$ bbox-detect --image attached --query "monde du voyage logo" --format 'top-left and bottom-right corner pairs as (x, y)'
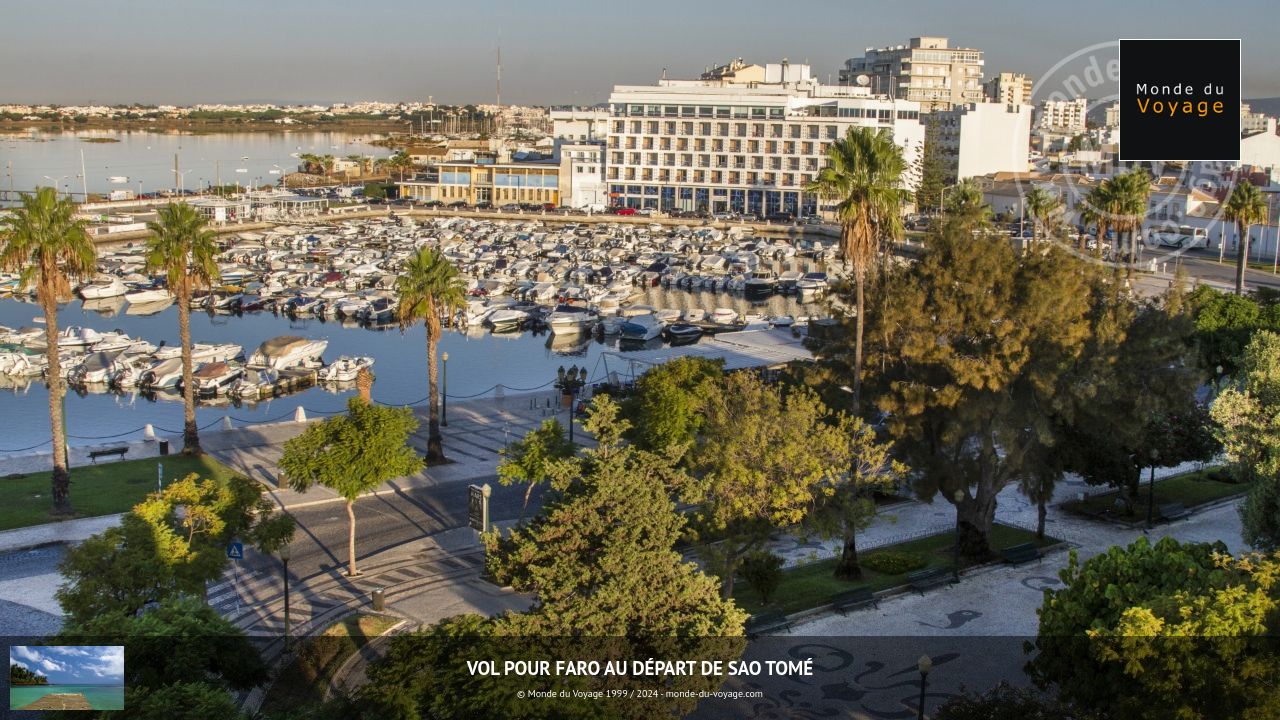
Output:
(1119, 39), (1241, 162)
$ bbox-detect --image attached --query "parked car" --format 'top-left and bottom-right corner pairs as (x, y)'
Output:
(765, 212), (795, 223)
(499, 203), (521, 212)
(475, 202), (493, 210)
(445, 200), (467, 208)
(611, 207), (637, 216)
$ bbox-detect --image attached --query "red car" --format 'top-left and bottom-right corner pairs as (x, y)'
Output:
(612, 207), (637, 216)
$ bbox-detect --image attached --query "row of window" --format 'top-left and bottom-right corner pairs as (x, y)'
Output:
(609, 118), (911, 139)
(611, 138), (834, 156)
(610, 152), (821, 171)
(613, 104), (787, 119)
(606, 167), (815, 188)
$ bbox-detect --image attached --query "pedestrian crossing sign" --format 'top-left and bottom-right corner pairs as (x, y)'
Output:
(227, 542), (244, 560)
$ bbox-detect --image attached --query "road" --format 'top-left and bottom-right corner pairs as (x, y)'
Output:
(1144, 245), (1280, 290)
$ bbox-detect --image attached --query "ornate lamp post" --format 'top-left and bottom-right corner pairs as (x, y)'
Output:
(916, 654), (932, 720)
(555, 365), (588, 443)
(441, 351), (449, 427)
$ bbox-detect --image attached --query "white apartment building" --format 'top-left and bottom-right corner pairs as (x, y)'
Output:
(1037, 98), (1087, 133)
(983, 72), (1033, 106)
(931, 102), (1033, 181)
(1104, 102), (1120, 128)
(1241, 103), (1271, 136)
(841, 37), (985, 112)
(550, 109), (610, 144)
(558, 142), (608, 209)
(606, 61), (925, 216)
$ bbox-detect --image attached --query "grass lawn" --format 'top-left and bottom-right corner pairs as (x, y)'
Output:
(261, 613), (401, 714)
(0, 454), (238, 532)
(1060, 467), (1248, 520)
(733, 523), (1057, 617)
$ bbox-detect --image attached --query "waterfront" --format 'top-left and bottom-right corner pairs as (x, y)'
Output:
(0, 288), (812, 453)
(10, 685), (124, 711)
(0, 129), (392, 201)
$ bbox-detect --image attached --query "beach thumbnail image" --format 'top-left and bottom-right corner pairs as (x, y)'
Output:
(9, 646), (124, 711)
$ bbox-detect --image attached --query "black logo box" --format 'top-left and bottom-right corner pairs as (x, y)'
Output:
(1119, 39), (1241, 162)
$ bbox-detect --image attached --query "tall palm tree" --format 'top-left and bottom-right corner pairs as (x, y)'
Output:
(1081, 182), (1114, 257)
(805, 127), (908, 413)
(0, 187), (96, 515)
(1024, 186), (1062, 244)
(943, 178), (993, 229)
(397, 247), (467, 461)
(145, 203), (221, 454)
(1112, 169), (1151, 264)
(1224, 180), (1268, 296)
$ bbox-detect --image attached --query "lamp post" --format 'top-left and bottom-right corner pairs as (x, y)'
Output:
(279, 542), (292, 650)
(42, 175), (69, 199)
(554, 365), (588, 443)
(916, 654), (932, 720)
(1146, 448), (1159, 529)
(441, 352), (449, 427)
(952, 489), (965, 582)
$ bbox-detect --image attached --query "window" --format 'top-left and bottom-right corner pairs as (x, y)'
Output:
(699, 122), (711, 135)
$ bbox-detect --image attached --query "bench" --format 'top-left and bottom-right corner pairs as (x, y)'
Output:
(88, 446), (129, 464)
(831, 586), (879, 615)
(908, 567), (953, 594)
(745, 610), (791, 638)
(1001, 542), (1042, 566)
(1159, 503), (1192, 522)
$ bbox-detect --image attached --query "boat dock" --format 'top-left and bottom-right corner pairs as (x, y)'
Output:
(235, 367), (318, 401)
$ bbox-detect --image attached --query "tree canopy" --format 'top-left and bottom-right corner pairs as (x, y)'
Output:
(1212, 330), (1280, 548)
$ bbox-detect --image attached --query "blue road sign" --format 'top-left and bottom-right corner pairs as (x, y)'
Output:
(227, 542), (244, 560)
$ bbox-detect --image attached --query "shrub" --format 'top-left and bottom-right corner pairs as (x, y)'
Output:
(739, 551), (785, 605)
(861, 550), (927, 575)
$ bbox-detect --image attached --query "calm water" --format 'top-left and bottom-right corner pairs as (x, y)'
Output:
(0, 129), (392, 199)
(10, 685), (124, 710)
(0, 289), (812, 453)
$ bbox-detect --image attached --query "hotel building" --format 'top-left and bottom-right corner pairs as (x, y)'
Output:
(606, 59), (924, 216)
(840, 37), (985, 112)
(983, 72), (1033, 106)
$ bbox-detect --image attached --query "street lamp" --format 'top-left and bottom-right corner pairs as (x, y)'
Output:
(554, 365), (589, 444)
(42, 175), (69, 199)
(916, 654), (932, 720)
(1146, 448), (1160, 529)
(952, 489), (965, 582)
(279, 542), (292, 650)
(441, 352), (449, 427)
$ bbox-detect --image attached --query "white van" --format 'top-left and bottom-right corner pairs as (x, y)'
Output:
(1149, 225), (1208, 249)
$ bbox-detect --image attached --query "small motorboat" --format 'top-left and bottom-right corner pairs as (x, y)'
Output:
(79, 275), (127, 299)
(188, 361), (244, 397)
(125, 298), (174, 316)
(546, 304), (598, 335)
(620, 313), (665, 342)
(0, 351), (44, 377)
(485, 308), (530, 333)
(710, 308), (739, 325)
(68, 350), (124, 385)
(228, 367), (280, 399)
(320, 356), (375, 383)
(153, 342), (242, 363)
(125, 287), (173, 305)
(248, 336), (328, 370)
(664, 323), (704, 344)
(140, 358), (185, 390)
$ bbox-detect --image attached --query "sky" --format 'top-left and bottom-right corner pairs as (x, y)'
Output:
(10, 646), (125, 685)
(2, 0), (1278, 105)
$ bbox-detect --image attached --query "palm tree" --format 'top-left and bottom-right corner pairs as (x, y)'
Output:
(805, 127), (908, 413)
(0, 187), (97, 516)
(943, 178), (992, 228)
(1111, 169), (1151, 264)
(1224, 180), (1268, 295)
(1081, 182), (1114, 257)
(1024, 186), (1062, 244)
(145, 203), (221, 454)
(397, 247), (467, 461)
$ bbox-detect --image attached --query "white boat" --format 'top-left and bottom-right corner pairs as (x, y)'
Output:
(79, 276), (127, 299)
(248, 336), (328, 369)
(229, 367), (280, 399)
(710, 308), (739, 325)
(796, 272), (829, 299)
(597, 315), (624, 336)
(108, 176), (129, 184)
(485, 308), (530, 333)
(141, 358), (185, 389)
(56, 326), (109, 348)
(654, 308), (682, 323)
(320, 356), (374, 383)
(682, 308), (707, 323)
(664, 323), (704, 343)
(110, 357), (150, 388)
(125, 298), (174, 316)
(189, 361), (244, 396)
(620, 313), (665, 342)
(125, 288), (173, 304)
(0, 352), (44, 377)
(68, 351), (123, 385)
(153, 343), (242, 363)
(546, 305), (598, 335)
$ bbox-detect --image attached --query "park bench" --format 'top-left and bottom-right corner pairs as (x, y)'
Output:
(1159, 503), (1192, 522)
(831, 586), (879, 615)
(1001, 542), (1042, 566)
(745, 610), (791, 639)
(907, 567), (953, 594)
(88, 446), (129, 464)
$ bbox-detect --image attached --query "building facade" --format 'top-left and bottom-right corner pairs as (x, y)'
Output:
(983, 72), (1033, 106)
(550, 109), (610, 144)
(606, 61), (924, 216)
(931, 102), (1032, 181)
(1036, 98), (1087, 133)
(840, 37), (985, 112)
(558, 142), (608, 209)
(398, 160), (560, 206)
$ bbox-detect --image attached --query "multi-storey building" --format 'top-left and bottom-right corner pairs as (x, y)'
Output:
(398, 160), (560, 206)
(558, 142), (608, 209)
(930, 102), (1032, 181)
(550, 109), (610, 144)
(1036, 98), (1087, 133)
(983, 72), (1033, 106)
(840, 37), (985, 112)
(606, 60), (924, 217)
(1104, 102), (1120, 128)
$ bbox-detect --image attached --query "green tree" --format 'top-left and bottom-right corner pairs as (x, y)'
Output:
(397, 247), (467, 461)
(686, 372), (853, 595)
(279, 396), (423, 576)
(1080, 182), (1114, 256)
(145, 203), (221, 454)
(496, 418), (574, 518)
(1187, 284), (1268, 376)
(739, 550), (785, 605)
(943, 178), (991, 227)
(934, 683), (1095, 720)
(915, 121), (947, 212)
(1224, 180), (1268, 296)
(1212, 330), (1280, 548)
(0, 187), (97, 515)
(1024, 186), (1063, 244)
(805, 126), (909, 413)
(1111, 169), (1152, 264)
(56, 474), (293, 622)
(619, 356), (724, 459)
(1028, 537), (1280, 720)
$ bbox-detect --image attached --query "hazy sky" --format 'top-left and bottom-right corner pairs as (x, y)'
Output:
(4, 0), (1278, 105)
